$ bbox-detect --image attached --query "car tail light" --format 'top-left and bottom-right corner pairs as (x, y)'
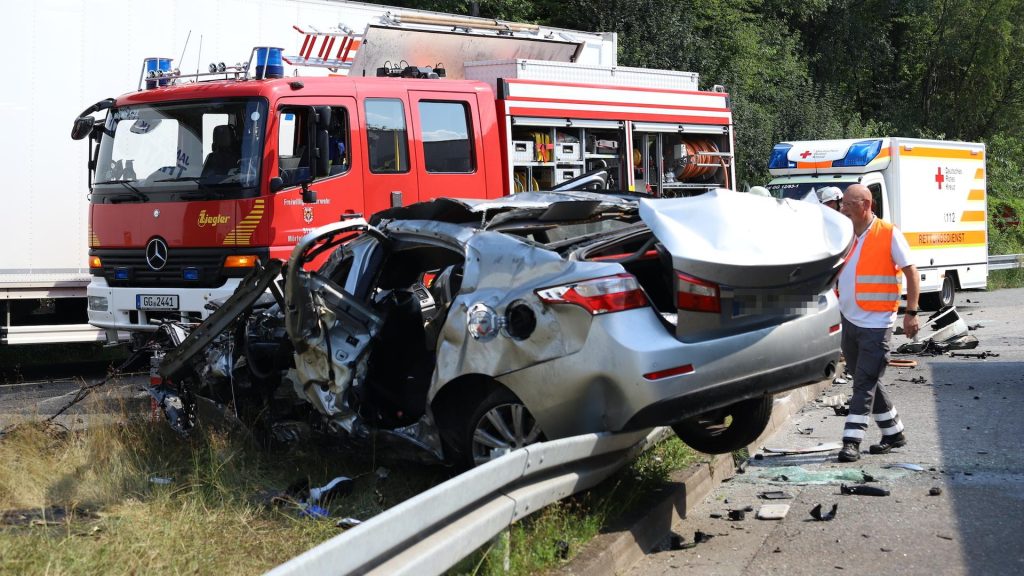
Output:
(536, 273), (648, 315)
(829, 323), (841, 334)
(676, 272), (721, 313)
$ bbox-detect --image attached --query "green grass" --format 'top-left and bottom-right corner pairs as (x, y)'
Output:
(987, 266), (1024, 290)
(0, 389), (700, 576)
(0, 394), (450, 576)
(450, 436), (702, 576)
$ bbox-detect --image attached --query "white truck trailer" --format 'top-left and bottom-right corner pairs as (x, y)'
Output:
(1, 0), (617, 345)
(767, 137), (988, 310)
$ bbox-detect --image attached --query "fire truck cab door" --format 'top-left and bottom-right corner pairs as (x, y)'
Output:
(408, 90), (487, 203)
(360, 96), (419, 217)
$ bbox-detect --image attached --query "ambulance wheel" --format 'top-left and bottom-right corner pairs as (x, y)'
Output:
(672, 395), (773, 454)
(920, 276), (955, 311)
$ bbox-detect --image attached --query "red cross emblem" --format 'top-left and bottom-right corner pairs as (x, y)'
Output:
(935, 167), (944, 189)
(800, 150), (812, 159)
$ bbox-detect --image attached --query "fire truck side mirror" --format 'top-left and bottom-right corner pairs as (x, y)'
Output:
(71, 117), (94, 141)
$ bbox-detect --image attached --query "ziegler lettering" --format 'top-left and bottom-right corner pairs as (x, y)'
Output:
(197, 210), (230, 227)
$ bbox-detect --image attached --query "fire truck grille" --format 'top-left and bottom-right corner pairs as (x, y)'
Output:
(91, 248), (266, 288)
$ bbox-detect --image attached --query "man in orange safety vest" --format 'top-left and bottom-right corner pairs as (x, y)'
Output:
(836, 184), (920, 463)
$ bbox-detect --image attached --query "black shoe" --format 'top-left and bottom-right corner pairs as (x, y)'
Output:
(869, 432), (907, 454)
(838, 441), (861, 462)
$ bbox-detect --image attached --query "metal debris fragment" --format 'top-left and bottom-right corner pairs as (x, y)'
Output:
(883, 463), (924, 471)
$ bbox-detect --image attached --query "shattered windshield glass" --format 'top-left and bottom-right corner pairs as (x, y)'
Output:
(93, 98), (267, 201)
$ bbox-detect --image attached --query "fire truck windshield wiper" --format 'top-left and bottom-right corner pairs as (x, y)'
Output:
(112, 180), (148, 202)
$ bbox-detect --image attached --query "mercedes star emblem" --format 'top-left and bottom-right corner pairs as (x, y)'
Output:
(146, 238), (169, 271)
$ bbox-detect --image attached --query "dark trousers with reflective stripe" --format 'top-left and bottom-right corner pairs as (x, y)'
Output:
(840, 316), (905, 443)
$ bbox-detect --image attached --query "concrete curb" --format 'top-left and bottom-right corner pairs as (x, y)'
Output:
(560, 378), (833, 576)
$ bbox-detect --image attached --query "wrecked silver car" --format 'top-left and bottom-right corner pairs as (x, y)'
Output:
(158, 189), (853, 466)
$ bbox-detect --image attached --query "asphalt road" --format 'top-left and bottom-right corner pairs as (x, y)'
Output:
(631, 287), (1024, 576)
(0, 365), (149, 429)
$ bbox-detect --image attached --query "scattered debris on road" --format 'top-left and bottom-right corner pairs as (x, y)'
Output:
(759, 491), (793, 500)
(949, 351), (1000, 359)
(929, 487), (943, 496)
(810, 503), (838, 521)
(336, 517), (363, 529)
(840, 484), (890, 496)
(667, 530), (714, 550)
(756, 504), (790, 520)
(762, 442), (843, 455)
(883, 463), (924, 471)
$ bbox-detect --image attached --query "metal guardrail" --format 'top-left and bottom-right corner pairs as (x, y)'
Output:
(989, 253), (1024, 271)
(266, 427), (670, 576)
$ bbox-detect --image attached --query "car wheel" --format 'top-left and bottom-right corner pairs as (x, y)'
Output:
(463, 387), (544, 468)
(672, 395), (773, 454)
(920, 275), (955, 311)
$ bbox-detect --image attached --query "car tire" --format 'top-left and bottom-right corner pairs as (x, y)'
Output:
(461, 387), (544, 468)
(920, 275), (955, 311)
(672, 395), (773, 454)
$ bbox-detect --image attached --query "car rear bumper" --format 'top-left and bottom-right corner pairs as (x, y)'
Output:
(499, 293), (841, 439)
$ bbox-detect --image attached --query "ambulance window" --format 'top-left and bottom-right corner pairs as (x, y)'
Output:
(418, 101), (474, 173)
(366, 99), (410, 173)
(868, 183), (884, 218)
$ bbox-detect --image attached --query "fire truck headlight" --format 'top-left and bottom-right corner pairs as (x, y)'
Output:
(88, 296), (109, 312)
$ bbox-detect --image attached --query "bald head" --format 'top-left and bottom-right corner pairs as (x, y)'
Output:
(840, 184), (874, 231)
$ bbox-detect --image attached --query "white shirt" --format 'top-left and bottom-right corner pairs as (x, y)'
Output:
(838, 217), (913, 328)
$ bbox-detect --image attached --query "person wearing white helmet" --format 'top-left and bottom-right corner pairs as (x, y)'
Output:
(818, 186), (843, 210)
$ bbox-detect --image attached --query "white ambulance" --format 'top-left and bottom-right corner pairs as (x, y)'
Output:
(767, 137), (987, 310)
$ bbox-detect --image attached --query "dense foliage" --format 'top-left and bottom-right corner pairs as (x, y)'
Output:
(388, 0), (1023, 249)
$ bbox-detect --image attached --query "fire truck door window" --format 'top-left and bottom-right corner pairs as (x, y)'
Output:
(278, 109), (310, 187)
(278, 107), (351, 188)
(417, 101), (474, 173)
(365, 99), (410, 173)
(327, 107), (351, 176)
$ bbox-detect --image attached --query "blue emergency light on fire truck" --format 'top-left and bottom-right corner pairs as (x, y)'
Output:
(138, 46), (287, 91)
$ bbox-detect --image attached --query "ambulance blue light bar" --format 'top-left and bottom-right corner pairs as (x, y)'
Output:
(832, 140), (883, 167)
(768, 143), (796, 169)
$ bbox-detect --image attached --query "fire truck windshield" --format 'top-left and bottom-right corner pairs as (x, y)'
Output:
(93, 98), (267, 202)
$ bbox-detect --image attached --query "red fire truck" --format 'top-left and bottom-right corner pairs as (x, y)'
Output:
(73, 6), (735, 340)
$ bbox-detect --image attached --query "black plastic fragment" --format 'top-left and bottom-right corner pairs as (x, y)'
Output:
(840, 484), (890, 496)
(810, 503), (838, 521)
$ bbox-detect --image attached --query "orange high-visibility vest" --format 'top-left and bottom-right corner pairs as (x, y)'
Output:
(854, 218), (901, 312)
